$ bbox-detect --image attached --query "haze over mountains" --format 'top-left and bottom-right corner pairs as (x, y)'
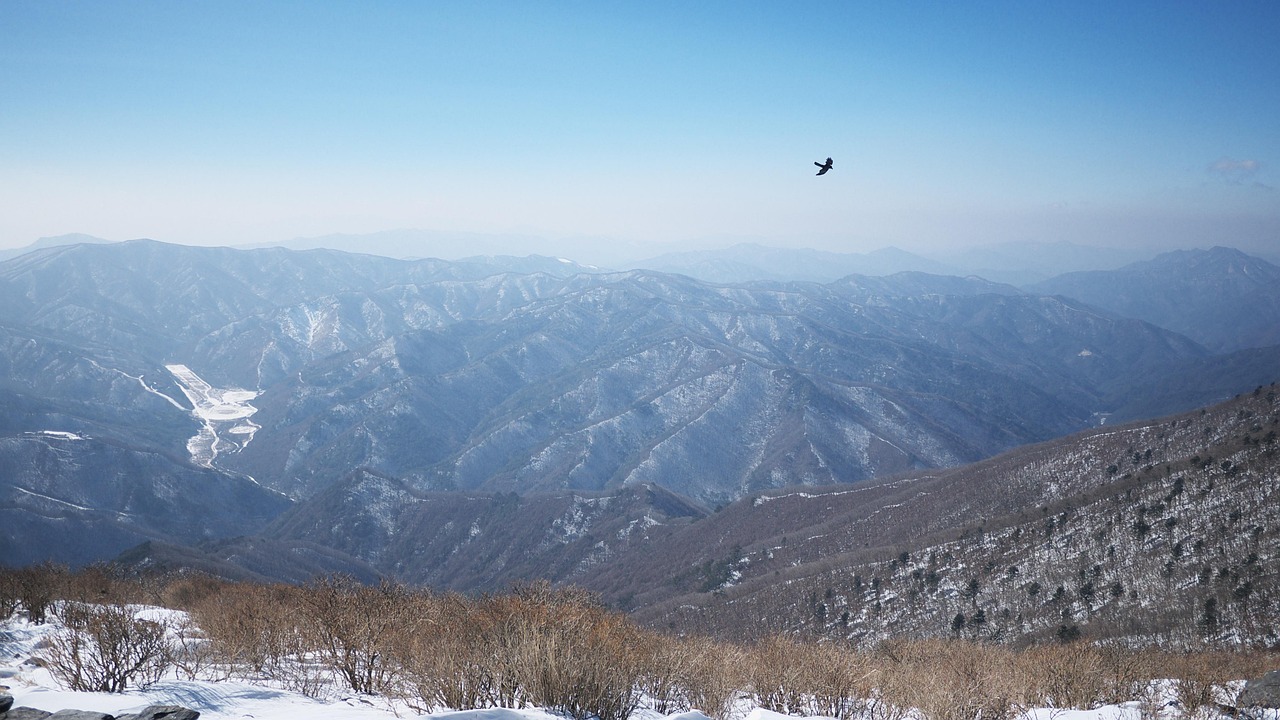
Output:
(1030, 246), (1280, 353)
(2, 232), (1207, 283)
(1, 237), (1278, 644)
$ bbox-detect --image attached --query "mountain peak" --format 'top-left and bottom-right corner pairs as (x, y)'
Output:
(1031, 247), (1280, 352)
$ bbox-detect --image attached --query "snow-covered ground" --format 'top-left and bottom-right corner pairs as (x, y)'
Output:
(4, 608), (1263, 720)
(2, 611), (398, 720)
(165, 364), (260, 467)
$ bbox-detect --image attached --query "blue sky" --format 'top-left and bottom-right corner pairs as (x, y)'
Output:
(1, 1), (1278, 259)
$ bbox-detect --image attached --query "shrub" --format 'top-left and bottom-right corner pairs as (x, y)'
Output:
(495, 584), (649, 720)
(1023, 642), (1109, 709)
(749, 635), (808, 716)
(641, 634), (746, 719)
(18, 569), (1276, 720)
(872, 640), (1030, 720)
(44, 602), (173, 693)
(0, 566), (19, 619)
(301, 575), (407, 695)
(1096, 646), (1147, 705)
(1164, 651), (1248, 718)
(12, 562), (67, 623)
(64, 563), (138, 605)
(169, 611), (228, 682)
(663, 636), (745, 720)
(748, 635), (875, 720)
(388, 592), (495, 712)
(186, 581), (325, 695)
(389, 583), (653, 720)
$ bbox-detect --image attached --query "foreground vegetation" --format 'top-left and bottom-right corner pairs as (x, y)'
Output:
(3, 564), (1277, 720)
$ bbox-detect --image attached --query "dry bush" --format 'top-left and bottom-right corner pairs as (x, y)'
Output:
(389, 583), (653, 720)
(169, 611), (229, 682)
(44, 602), (173, 693)
(185, 581), (281, 673)
(1020, 642), (1110, 709)
(639, 633), (691, 715)
(1132, 677), (1167, 720)
(492, 584), (649, 720)
(523, 605), (649, 720)
(0, 566), (20, 619)
(686, 640), (748, 720)
(63, 563), (143, 605)
(749, 635), (809, 715)
(301, 575), (408, 695)
(1095, 645), (1149, 705)
(155, 573), (231, 612)
(1161, 651), (1244, 717)
(186, 580), (326, 694)
(750, 635), (876, 720)
(10, 561), (67, 623)
(806, 642), (877, 720)
(473, 592), (529, 708)
(388, 591), (498, 712)
(872, 639), (1030, 720)
(25, 569), (1273, 720)
(1176, 649), (1280, 687)
(643, 634), (746, 720)
(4, 563), (149, 623)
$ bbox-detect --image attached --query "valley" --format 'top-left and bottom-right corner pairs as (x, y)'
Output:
(1, 239), (1277, 648)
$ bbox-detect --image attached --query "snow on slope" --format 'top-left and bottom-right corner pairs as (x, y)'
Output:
(165, 364), (260, 467)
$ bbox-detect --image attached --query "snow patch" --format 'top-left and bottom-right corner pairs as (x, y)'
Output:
(166, 364), (261, 467)
(23, 431), (86, 441)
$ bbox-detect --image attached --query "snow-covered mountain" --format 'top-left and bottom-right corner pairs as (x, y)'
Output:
(621, 243), (956, 283)
(121, 386), (1278, 648)
(1028, 246), (1280, 353)
(625, 387), (1280, 647)
(0, 239), (1270, 573)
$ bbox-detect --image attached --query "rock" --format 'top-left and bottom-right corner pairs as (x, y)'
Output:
(0, 704), (201, 720)
(115, 706), (200, 720)
(1239, 669), (1280, 709)
(3, 708), (53, 720)
(1, 691), (14, 714)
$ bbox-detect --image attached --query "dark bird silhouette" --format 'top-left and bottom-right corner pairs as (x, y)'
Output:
(814, 157), (833, 175)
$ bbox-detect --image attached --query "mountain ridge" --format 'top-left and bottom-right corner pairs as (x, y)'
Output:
(624, 385), (1279, 647)
(1028, 246), (1280, 353)
(0, 240), (1271, 578)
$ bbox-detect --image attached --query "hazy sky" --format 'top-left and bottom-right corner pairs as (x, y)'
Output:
(2, 1), (1278, 259)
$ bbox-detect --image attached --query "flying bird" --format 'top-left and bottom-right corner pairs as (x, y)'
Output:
(814, 157), (833, 175)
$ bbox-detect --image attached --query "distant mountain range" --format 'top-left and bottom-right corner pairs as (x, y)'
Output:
(0, 233), (115, 262)
(621, 240), (1159, 285)
(1029, 246), (1280, 352)
(937, 240), (1155, 285)
(619, 244), (956, 283)
(0, 232), (1233, 285)
(1, 238), (1278, 630)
